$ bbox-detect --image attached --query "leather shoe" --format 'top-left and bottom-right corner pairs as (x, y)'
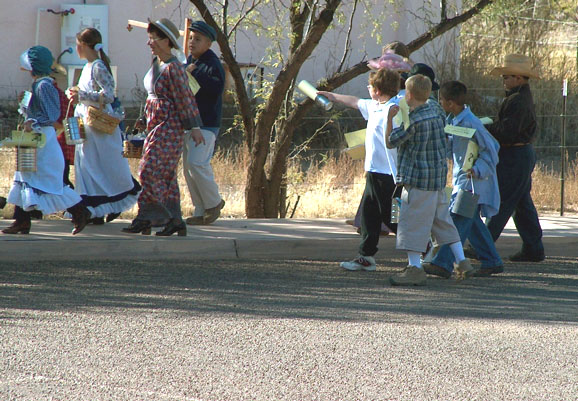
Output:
(423, 263), (452, 279)
(122, 219), (152, 235)
(156, 218), (187, 236)
(2, 220), (31, 234)
(471, 265), (504, 277)
(509, 251), (545, 262)
(185, 216), (205, 225)
(203, 199), (225, 225)
(0, 196), (6, 209)
(106, 212), (121, 223)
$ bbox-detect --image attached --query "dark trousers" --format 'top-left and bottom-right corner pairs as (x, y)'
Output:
(486, 144), (544, 256)
(359, 172), (397, 256)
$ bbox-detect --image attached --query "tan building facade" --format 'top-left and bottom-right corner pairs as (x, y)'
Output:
(0, 0), (459, 104)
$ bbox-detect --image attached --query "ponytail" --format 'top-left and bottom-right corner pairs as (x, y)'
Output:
(98, 48), (113, 76)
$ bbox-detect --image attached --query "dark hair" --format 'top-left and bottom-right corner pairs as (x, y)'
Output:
(440, 81), (467, 106)
(147, 24), (174, 48)
(369, 69), (400, 98)
(76, 28), (113, 75)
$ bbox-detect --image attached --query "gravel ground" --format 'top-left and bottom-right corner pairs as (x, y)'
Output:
(1, 257), (576, 401)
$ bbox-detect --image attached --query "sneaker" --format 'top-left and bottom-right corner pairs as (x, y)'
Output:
(423, 263), (452, 279)
(471, 265), (504, 277)
(389, 265), (427, 286)
(455, 259), (474, 280)
(509, 250), (545, 262)
(340, 255), (376, 271)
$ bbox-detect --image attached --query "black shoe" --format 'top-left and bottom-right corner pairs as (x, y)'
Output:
(423, 263), (452, 279)
(155, 218), (186, 237)
(471, 265), (504, 277)
(89, 217), (105, 225)
(67, 203), (91, 235)
(509, 251), (545, 262)
(106, 212), (121, 223)
(0, 196), (6, 209)
(122, 219), (151, 235)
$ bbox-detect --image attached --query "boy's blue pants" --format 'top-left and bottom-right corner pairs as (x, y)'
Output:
(432, 205), (502, 271)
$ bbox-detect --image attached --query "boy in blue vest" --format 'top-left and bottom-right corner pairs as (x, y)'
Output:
(423, 81), (503, 278)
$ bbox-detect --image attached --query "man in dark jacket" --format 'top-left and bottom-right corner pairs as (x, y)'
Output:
(183, 21), (226, 226)
(482, 54), (545, 268)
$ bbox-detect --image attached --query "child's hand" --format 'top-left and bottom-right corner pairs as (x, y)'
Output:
(316, 91), (335, 102)
(133, 117), (146, 131)
(466, 169), (477, 179)
(189, 128), (206, 147)
(388, 105), (399, 121)
(22, 120), (33, 132)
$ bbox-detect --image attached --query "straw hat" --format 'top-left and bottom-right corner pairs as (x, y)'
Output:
(489, 54), (540, 79)
(148, 18), (182, 50)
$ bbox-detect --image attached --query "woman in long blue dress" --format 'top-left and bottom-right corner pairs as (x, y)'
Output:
(2, 46), (90, 235)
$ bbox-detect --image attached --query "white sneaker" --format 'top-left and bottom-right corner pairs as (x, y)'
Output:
(340, 255), (376, 271)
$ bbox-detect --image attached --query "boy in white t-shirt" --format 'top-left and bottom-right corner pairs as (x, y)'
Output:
(318, 68), (400, 271)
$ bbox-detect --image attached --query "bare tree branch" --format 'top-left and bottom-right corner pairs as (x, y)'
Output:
(337, 0), (358, 73)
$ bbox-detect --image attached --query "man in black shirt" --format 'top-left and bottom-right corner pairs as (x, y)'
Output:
(483, 54), (545, 265)
(183, 21), (226, 226)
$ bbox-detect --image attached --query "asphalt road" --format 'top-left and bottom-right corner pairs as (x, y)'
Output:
(1, 256), (576, 401)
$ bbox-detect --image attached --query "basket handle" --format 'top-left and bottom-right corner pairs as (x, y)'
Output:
(66, 97), (75, 118)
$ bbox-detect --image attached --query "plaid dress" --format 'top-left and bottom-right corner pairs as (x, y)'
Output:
(138, 56), (201, 224)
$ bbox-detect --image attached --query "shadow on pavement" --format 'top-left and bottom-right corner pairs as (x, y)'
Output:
(0, 257), (576, 323)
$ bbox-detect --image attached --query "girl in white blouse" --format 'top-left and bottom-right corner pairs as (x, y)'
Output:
(67, 28), (140, 224)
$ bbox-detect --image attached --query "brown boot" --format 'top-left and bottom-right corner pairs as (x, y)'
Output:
(2, 220), (31, 234)
(67, 203), (91, 235)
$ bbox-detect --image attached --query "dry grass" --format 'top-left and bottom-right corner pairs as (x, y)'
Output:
(1, 146), (577, 219)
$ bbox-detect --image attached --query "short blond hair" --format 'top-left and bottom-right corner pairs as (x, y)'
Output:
(405, 74), (431, 102)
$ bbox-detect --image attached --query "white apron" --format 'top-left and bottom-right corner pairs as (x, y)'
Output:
(8, 125), (81, 214)
(73, 61), (137, 217)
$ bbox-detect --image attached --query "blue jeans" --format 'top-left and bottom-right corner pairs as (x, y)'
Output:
(432, 206), (503, 272)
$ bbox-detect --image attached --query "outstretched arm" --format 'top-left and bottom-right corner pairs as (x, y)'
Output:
(317, 91), (359, 109)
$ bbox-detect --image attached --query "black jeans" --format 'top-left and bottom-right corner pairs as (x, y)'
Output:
(359, 172), (397, 257)
(486, 144), (544, 256)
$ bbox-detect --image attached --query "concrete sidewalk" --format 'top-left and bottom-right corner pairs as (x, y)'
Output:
(1, 214), (577, 261)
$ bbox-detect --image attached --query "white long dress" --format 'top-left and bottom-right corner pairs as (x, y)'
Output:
(7, 77), (81, 214)
(74, 60), (139, 217)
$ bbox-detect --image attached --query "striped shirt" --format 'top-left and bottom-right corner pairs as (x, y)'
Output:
(389, 102), (448, 191)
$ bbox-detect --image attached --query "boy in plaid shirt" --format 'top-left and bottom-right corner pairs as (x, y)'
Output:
(386, 75), (473, 285)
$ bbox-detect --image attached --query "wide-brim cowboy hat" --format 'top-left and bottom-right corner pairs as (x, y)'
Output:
(489, 54), (540, 79)
(148, 18), (182, 50)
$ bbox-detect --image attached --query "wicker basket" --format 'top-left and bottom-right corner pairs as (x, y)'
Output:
(122, 140), (143, 159)
(85, 97), (120, 135)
